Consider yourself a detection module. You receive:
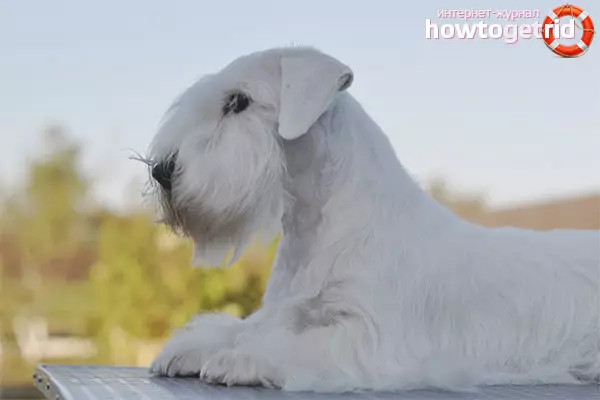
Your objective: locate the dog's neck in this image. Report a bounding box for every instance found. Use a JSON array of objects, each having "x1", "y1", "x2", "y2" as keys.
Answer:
[
  {"x1": 282, "y1": 93, "x2": 447, "y2": 229},
  {"x1": 263, "y1": 93, "x2": 459, "y2": 302}
]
